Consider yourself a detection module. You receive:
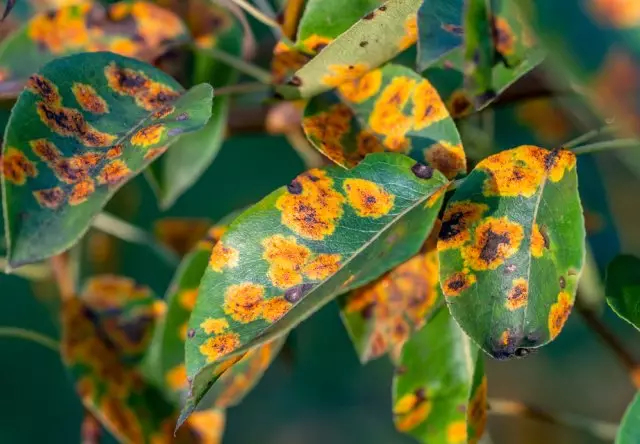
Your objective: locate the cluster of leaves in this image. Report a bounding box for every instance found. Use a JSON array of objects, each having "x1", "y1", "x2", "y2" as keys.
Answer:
[{"x1": 1, "y1": 0, "x2": 640, "y2": 442}]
